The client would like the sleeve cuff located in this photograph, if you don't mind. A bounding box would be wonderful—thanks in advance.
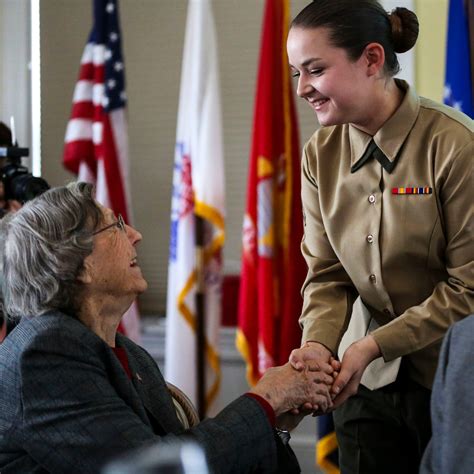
[371,319,418,361]
[244,392,276,427]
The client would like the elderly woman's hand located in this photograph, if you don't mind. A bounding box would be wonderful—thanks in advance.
[289,341,334,372]
[249,362,334,416]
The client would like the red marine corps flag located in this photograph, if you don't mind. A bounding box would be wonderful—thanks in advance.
[236,0,305,384]
[63,0,140,341]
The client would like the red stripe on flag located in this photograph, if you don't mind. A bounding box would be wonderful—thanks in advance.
[77,63,105,84]
[101,113,129,223]
[71,101,95,120]
[92,65,105,84]
[63,140,96,175]
[78,62,94,81]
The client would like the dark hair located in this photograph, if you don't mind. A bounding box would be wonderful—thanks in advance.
[0,122,13,147]
[291,0,419,77]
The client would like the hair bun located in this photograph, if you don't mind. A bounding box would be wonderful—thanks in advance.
[389,7,419,53]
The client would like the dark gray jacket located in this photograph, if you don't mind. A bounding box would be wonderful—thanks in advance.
[0,312,297,474]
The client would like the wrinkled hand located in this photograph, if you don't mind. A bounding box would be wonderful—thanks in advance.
[289,341,335,372]
[287,342,338,414]
[331,335,381,408]
[249,362,334,416]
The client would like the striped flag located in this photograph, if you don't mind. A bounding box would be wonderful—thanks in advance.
[165,0,225,415]
[63,0,140,342]
[443,0,474,117]
[236,0,305,384]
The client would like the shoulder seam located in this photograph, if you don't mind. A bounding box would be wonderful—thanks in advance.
[419,102,473,134]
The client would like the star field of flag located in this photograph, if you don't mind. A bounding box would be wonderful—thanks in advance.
[92,0,126,112]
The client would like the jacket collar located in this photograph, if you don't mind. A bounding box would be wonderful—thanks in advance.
[117,334,184,434]
[349,79,420,173]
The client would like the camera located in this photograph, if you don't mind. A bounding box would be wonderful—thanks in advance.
[0,158,50,203]
[0,121,49,205]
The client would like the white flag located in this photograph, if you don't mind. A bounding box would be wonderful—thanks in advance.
[165,0,225,415]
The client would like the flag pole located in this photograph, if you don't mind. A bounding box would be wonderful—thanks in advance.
[195,214,206,420]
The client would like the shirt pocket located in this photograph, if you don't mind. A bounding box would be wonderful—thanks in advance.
[384,190,440,266]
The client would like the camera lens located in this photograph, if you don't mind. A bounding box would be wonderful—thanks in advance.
[1,162,50,203]
[10,174,50,203]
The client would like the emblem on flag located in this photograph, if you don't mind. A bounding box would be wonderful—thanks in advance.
[169,143,194,263]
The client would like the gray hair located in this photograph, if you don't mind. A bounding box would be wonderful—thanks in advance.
[1,182,102,319]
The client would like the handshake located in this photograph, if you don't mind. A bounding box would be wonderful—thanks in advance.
[248,346,339,431]
[249,336,382,430]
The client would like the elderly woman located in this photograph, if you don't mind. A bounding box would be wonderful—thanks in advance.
[0,183,335,474]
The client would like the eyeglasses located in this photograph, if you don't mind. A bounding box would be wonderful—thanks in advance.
[92,214,126,236]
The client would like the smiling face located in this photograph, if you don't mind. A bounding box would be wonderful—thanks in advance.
[287,26,378,130]
[81,205,148,300]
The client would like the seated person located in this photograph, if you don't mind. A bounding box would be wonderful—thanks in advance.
[0,121,21,342]
[0,183,335,474]
[419,315,474,474]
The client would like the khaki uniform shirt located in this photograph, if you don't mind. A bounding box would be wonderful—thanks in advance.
[300,80,473,389]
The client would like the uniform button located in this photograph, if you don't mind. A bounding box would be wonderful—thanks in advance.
[367,234,374,244]
[369,274,377,284]
[368,194,376,204]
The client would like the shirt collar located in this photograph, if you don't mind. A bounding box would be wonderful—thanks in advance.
[350,80,420,173]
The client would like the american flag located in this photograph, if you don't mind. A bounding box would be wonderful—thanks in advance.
[63,0,140,342]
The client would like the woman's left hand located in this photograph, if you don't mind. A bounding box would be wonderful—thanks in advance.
[331,335,381,408]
